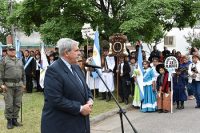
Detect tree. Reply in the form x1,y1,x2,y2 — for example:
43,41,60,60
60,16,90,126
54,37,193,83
0,0,11,44
7,0,200,46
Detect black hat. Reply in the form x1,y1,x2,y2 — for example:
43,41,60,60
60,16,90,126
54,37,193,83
103,46,109,51
7,45,15,50
156,64,165,73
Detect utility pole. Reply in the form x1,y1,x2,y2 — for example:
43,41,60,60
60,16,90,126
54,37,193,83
8,0,15,45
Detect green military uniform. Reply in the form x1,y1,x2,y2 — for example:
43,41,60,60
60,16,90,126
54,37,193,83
0,47,26,129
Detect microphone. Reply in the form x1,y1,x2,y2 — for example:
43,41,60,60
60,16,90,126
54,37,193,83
85,64,102,69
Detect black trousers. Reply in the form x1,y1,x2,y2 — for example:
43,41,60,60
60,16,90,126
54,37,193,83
26,75,33,93
35,70,42,91
119,77,131,101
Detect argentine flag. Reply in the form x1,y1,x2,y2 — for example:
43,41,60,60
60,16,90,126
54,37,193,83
137,46,144,101
40,44,49,88
15,37,21,59
92,30,101,78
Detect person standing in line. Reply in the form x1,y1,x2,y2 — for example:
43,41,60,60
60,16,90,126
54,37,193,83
41,38,93,133
156,64,171,113
99,47,115,102
173,68,187,109
85,49,99,98
0,46,26,129
141,61,157,112
129,57,137,97
188,55,200,108
22,50,36,93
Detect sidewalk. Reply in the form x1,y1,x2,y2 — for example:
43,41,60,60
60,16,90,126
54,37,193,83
91,100,200,133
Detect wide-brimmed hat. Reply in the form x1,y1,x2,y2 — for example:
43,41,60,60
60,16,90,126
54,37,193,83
156,64,165,73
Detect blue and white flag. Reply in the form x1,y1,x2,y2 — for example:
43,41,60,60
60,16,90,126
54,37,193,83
15,37,21,59
91,30,101,78
40,44,49,88
137,46,144,101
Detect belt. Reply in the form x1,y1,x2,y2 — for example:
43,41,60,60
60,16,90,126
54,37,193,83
4,79,21,83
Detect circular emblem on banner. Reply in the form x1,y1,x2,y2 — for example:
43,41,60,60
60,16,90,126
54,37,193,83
113,42,123,53
164,56,179,69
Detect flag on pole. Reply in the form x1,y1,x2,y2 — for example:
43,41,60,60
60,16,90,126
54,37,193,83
0,42,2,61
15,37,21,59
92,29,101,78
137,46,144,101
40,44,49,88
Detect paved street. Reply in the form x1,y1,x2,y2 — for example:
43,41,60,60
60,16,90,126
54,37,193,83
91,100,200,133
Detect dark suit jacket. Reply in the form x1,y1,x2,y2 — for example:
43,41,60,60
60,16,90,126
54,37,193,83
41,58,93,133
22,56,36,76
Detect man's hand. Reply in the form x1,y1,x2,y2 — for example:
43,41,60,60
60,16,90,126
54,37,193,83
21,85,26,92
0,85,7,93
80,103,92,116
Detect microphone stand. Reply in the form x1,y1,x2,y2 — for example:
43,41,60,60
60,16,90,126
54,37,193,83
93,68,138,133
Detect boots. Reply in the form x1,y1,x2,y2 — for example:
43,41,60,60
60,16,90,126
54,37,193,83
176,101,180,109
7,119,14,129
12,118,23,127
180,101,184,109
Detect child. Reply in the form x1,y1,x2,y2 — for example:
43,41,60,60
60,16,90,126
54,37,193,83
173,68,187,109
156,64,171,113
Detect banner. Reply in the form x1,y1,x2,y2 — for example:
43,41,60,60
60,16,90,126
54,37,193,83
137,46,144,101
92,30,101,78
40,44,49,88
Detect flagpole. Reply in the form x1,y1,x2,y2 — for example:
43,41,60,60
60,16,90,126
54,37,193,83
94,78,96,100
117,56,119,101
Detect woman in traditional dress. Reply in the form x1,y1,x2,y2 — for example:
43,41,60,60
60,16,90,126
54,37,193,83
141,61,157,112
156,64,171,113
132,64,141,108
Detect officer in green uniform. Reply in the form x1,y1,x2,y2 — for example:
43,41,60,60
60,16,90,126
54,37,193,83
0,46,26,129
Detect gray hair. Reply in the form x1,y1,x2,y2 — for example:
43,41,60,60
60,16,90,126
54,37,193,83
56,38,79,56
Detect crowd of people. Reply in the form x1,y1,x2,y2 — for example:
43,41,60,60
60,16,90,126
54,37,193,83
81,45,200,113
1,40,200,131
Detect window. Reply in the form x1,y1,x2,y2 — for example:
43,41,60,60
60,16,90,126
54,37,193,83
164,36,175,46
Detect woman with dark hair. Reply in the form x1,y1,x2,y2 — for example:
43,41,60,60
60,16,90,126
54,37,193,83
141,61,157,112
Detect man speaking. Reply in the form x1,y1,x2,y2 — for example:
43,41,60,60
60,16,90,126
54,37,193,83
41,38,93,133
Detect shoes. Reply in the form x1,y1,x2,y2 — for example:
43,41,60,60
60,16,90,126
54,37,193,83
176,106,180,109
195,105,200,108
163,110,169,113
7,119,14,129
158,109,163,113
180,105,184,109
12,118,23,127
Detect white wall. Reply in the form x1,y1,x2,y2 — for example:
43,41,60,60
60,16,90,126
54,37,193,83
142,27,200,55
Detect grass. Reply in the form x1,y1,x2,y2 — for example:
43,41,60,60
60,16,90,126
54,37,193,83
0,92,126,133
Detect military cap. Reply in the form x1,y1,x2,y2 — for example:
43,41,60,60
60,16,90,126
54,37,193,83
7,45,15,50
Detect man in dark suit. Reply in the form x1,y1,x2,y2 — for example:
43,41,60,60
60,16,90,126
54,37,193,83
22,50,36,93
41,38,93,133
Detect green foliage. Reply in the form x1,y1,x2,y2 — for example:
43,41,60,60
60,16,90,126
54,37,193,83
0,0,11,44
191,38,200,48
1,0,199,46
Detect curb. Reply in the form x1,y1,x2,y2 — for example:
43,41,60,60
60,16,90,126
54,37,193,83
90,104,132,125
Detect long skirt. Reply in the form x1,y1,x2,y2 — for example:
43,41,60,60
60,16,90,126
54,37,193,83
157,92,171,112
141,85,157,112
132,83,141,107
